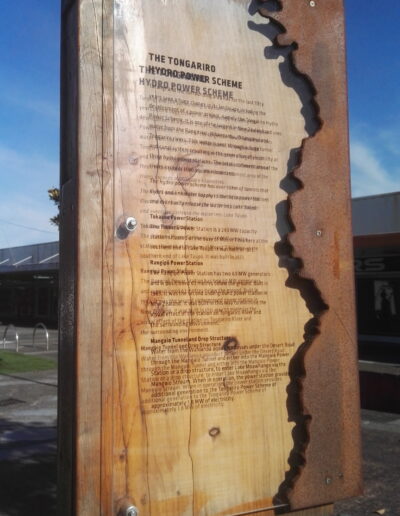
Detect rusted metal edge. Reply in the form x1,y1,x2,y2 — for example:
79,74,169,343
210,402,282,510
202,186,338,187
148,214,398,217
258,0,363,509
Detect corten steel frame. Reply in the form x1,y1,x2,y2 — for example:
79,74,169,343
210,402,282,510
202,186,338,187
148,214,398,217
58,0,362,514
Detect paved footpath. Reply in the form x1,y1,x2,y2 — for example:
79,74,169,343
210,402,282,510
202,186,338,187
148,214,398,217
0,367,399,515
335,410,400,516
0,369,57,516
0,370,57,458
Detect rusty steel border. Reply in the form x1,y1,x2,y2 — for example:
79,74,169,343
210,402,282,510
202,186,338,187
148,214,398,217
258,0,363,509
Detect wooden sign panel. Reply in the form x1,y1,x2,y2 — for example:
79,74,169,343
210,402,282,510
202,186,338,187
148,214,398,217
59,0,362,515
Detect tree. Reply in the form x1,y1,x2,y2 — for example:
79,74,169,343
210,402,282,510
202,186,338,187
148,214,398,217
48,187,60,227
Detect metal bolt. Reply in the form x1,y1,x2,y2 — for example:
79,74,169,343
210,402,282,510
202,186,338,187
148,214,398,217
325,476,332,485
316,229,322,237
125,217,138,232
126,506,139,516
310,0,316,6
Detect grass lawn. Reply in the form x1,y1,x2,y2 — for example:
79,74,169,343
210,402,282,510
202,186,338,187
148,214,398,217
0,351,56,375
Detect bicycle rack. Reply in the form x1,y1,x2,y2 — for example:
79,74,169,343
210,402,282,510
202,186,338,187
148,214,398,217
33,323,50,351
2,324,20,352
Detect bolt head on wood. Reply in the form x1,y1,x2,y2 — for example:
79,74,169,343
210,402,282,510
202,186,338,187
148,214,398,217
125,217,138,232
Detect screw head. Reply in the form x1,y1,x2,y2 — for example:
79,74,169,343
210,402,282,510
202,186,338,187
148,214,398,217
325,476,332,485
316,229,322,237
126,506,139,516
310,0,316,6
125,217,138,232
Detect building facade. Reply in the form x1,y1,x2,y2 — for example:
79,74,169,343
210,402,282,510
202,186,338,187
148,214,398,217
353,192,400,361
0,241,59,327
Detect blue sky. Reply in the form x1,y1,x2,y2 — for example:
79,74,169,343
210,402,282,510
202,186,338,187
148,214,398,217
0,1,399,248
0,1,60,249
346,1,400,198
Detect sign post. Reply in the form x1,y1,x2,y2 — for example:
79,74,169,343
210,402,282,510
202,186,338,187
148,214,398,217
59,1,362,514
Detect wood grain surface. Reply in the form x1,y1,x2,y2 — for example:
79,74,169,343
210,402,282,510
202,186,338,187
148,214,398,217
59,0,359,514
111,1,311,514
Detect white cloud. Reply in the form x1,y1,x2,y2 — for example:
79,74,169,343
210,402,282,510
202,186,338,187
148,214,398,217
1,90,59,121
0,194,58,249
14,97,59,120
378,128,400,157
350,140,400,197
0,145,59,248
0,144,58,181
